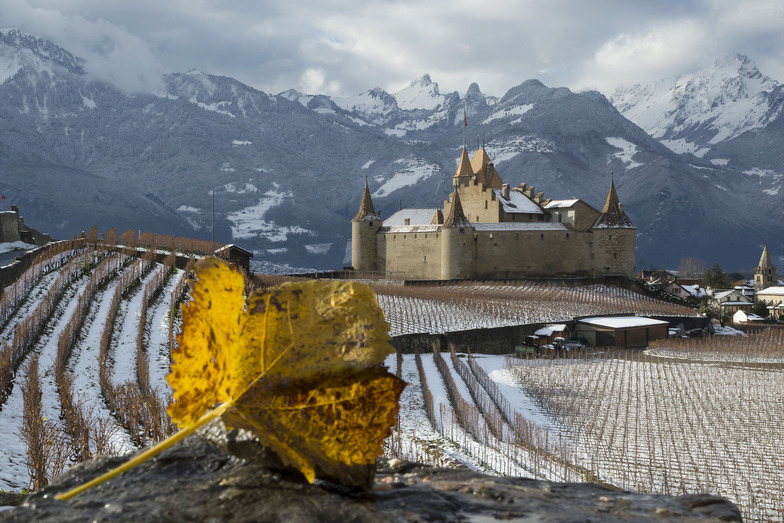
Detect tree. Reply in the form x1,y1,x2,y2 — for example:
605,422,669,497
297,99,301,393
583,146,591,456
678,257,706,279
752,301,770,318
703,263,732,290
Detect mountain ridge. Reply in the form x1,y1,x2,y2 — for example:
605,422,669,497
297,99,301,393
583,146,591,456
0,30,780,272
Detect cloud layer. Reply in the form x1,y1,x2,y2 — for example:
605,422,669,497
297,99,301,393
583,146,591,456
1,0,783,97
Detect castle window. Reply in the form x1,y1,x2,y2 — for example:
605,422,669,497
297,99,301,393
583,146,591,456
540,234,544,240
489,233,493,239
614,253,617,259
459,228,465,234
538,215,544,221
403,235,406,239
476,216,479,221
485,201,488,209
608,234,613,240
566,233,570,239
424,255,427,262
515,232,519,240
369,221,374,227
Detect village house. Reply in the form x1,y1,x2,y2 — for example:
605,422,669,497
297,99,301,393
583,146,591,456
351,147,636,280
710,289,753,316
755,286,784,320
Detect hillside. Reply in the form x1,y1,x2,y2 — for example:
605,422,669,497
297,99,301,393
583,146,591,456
1,29,781,272
0,243,782,520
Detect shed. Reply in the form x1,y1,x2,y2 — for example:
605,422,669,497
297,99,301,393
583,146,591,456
732,310,765,323
533,324,567,344
576,316,669,348
214,244,253,273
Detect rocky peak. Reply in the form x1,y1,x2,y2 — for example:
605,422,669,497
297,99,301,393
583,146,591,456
0,28,86,76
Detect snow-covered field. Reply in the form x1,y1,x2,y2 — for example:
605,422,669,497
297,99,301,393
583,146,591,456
0,245,184,492
0,244,776,522
376,280,696,336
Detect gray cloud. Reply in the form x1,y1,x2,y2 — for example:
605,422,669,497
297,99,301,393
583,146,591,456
1,0,782,97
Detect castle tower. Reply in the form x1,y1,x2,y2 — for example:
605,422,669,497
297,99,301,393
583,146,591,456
452,147,474,188
441,190,475,279
351,180,380,272
754,243,777,292
591,178,636,276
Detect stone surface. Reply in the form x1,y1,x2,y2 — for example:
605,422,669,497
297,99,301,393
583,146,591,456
0,426,742,522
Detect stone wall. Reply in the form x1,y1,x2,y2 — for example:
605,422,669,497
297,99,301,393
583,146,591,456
377,229,442,279
0,212,20,243
592,228,636,276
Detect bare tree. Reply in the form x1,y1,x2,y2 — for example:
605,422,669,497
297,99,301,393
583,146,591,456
677,257,706,279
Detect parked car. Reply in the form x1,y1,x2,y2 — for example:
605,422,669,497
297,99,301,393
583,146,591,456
563,339,587,350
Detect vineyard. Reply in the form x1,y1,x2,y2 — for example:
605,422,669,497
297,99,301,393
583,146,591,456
372,280,696,336
385,332,784,523
0,242,777,522
0,240,192,491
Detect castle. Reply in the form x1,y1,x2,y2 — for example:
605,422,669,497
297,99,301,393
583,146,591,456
351,147,636,280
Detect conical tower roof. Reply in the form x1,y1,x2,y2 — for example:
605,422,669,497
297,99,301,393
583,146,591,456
470,149,490,185
759,243,773,268
443,190,471,228
453,148,473,180
593,178,634,228
352,179,377,221
470,148,503,188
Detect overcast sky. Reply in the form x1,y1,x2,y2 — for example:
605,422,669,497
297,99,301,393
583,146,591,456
2,0,783,97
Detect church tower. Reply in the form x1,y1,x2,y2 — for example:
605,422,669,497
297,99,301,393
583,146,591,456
754,243,777,292
351,180,380,272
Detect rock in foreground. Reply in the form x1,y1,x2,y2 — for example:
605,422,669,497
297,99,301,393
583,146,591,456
1,430,741,522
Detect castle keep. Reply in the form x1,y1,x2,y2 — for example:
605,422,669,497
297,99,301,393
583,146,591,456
352,147,636,280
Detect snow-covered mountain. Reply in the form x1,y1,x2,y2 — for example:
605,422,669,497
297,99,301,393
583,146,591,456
610,55,784,197
611,55,782,151
0,28,780,272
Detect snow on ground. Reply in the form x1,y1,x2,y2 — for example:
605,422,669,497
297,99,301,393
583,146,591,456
0,241,32,255
0,271,61,340
606,137,642,169
483,104,533,125
372,157,440,198
68,277,133,457
110,264,161,385
304,243,332,255
146,270,183,395
226,185,312,241
485,136,554,164
0,273,90,490
471,355,555,431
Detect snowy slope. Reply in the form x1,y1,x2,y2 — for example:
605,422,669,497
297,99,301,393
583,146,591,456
610,54,783,154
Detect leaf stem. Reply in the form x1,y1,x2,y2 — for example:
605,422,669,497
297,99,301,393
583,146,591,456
55,403,231,501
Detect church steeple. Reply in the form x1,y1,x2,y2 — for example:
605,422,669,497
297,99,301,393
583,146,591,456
352,178,377,221
754,243,777,292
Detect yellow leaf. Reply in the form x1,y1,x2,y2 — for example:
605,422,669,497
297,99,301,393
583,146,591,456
167,257,403,487
57,257,403,500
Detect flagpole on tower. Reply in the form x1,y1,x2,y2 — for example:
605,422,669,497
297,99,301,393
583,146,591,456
463,103,467,150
